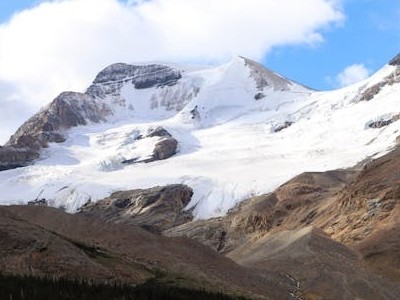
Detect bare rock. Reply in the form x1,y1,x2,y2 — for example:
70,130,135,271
0,147,40,171
358,81,386,102
1,92,111,171
146,126,172,138
80,184,193,232
90,63,182,92
274,121,293,133
389,52,400,66
254,92,265,100
151,137,178,161
122,128,178,165
243,57,292,91
367,113,400,129
358,67,400,102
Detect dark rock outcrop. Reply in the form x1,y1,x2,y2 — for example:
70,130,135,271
146,126,172,138
0,147,39,171
146,127,178,161
243,57,291,91
86,63,192,114
151,137,178,161
358,81,386,102
122,127,178,165
80,184,193,232
389,52,400,66
0,63,183,171
274,121,293,133
254,92,265,100
0,92,111,171
358,66,400,102
367,114,400,129
90,63,181,91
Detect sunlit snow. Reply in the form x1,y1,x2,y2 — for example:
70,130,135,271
0,58,399,219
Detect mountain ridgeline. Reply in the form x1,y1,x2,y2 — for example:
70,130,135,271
0,54,400,299
0,57,305,171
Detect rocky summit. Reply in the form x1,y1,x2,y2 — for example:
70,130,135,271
0,53,400,299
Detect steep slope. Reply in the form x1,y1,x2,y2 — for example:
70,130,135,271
0,55,399,220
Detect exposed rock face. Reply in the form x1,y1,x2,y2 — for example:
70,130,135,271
357,66,400,102
151,138,178,161
0,92,111,171
389,52,400,66
80,184,193,232
86,63,182,99
86,62,198,116
146,126,172,138
7,92,111,147
92,63,182,88
243,57,292,91
0,147,39,171
367,113,400,129
254,92,265,100
0,63,184,171
274,121,293,133
122,127,178,165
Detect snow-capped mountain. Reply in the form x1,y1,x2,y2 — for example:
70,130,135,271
0,55,399,219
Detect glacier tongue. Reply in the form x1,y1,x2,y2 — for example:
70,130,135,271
0,57,400,219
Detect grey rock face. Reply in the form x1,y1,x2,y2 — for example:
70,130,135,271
89,63,182,93
152,138,178,161
80,184,193,232
274,121,293,133
86,63,193,114
389,53,400,66
367,114,400,129
1,92,111,171
122,127,178,165
146,126,172,138
243,57,292,91
0,147,40,171
1,63,184,172
254,92,265,100
357,67,400,102
7,92,111,147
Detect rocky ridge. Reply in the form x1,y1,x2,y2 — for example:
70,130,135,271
0,63,185,170
1,53,400,299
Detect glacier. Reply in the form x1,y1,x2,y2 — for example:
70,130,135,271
0,56,399,219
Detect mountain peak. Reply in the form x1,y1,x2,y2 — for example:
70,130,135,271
388,52,400,66
1,56,399,219
90,62,182,89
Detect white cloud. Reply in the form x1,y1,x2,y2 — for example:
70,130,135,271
336,64,370,87
0,0,344,143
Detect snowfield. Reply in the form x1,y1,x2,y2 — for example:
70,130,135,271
0,57,399,219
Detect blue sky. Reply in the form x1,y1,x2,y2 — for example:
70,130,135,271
265,0,400,90
0,0,43,21
0,0,399,90
0,0,399,142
